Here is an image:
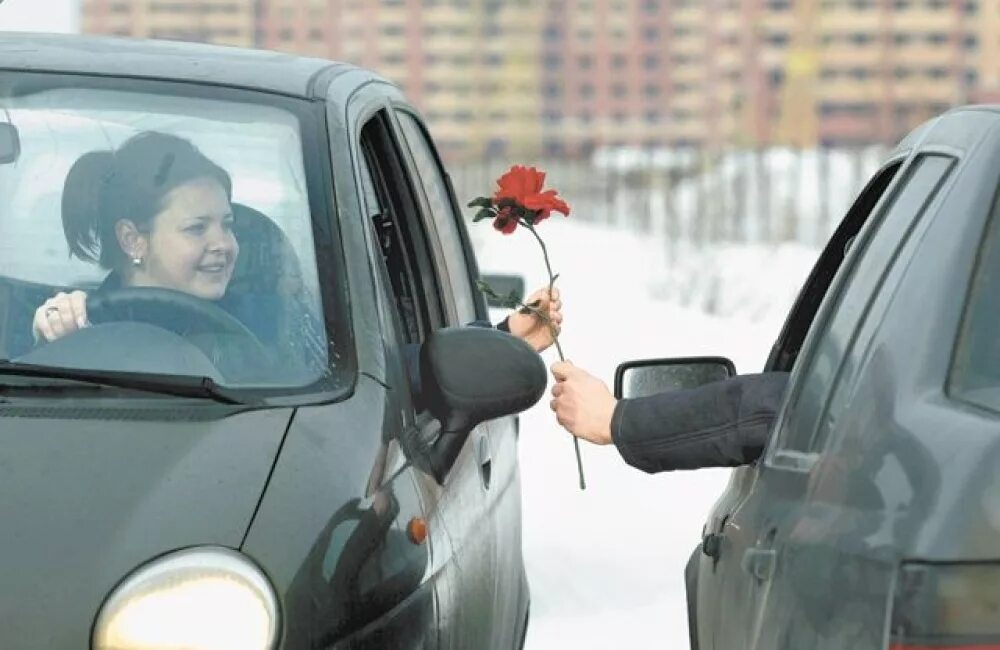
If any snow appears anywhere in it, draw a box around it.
[472,216,820,649]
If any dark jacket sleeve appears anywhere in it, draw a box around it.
[611,372,790,473]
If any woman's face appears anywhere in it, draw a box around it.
[131,178,238,300]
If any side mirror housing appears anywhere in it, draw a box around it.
[420,326,545,480]
[614,356,736,399]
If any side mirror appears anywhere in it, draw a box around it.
[480,273,525,308]
[614,356,736,399]
[420,326,545,481]
[0,123,21,165]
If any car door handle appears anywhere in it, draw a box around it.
[742,548,776,582]
[702,533,723,559]
[476,434,492,490]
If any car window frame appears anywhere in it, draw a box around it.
[0,71,356,404]
[764,157,907,373]
[358,110,447,340]
[800,154,957,453]
[765,152,957,468]
[354,108,457,425]
[947,172,1000,415]
[391,107,483,325]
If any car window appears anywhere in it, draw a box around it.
[771,155,955,456]
[359,140,424,345]
[358,112,445,415]
[0,76,344,392]
[949,184,1000,413]
[765,160,904,372]
[394,110,478,324]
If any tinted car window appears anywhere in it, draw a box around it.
[0,77,341,390]
[950,184,1000,413]
[394,111,477,323]
[773,155,955,454]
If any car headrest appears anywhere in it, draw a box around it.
[228,202,304,298]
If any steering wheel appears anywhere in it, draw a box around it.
[86,287,272,379]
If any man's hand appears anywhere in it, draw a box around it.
[507,286,562,353]
[550,361,617,445]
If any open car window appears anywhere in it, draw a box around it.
[0,75,345,394]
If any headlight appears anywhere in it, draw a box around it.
[92,546,279,650]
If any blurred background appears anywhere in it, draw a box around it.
[3,0,996,647]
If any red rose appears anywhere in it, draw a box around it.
[493,165,571,226]
[523,190,571,223]
[492,206,518,234]
[493,165,546,204]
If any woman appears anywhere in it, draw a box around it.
[33,130,238,342]
[34,131,563,356]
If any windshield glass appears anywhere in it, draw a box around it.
[0,74,347,395]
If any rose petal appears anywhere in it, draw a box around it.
[523,190,571,217]
[492,214,518,234]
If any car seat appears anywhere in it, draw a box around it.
[226,203,327,380]
[225,203,306,341]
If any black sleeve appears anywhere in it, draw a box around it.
[610,372,790,473]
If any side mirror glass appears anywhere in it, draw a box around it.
[0,123,21,165]
[420,326,545,481]
[614,356,736,399]
[479,273,525,308]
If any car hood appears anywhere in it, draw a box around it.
[0,405,293,647]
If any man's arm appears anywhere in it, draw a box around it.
[611,372,789,473]
[550,363,789,473]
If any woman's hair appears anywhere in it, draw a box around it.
[62,131,233,269]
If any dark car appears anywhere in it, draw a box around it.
[617,108,1000,648]
[0,33,545,649]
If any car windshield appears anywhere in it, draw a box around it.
[0,74,348,395]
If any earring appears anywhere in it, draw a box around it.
[132,256,143,267]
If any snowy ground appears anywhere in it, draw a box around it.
[472,216,818,649]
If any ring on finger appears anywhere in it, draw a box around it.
[45,306,60,319]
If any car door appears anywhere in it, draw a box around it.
[391,107,527,650]
[347,93,501,650]
[711,130,971,649]
[691,154,906,650]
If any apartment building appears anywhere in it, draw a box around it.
[80,0,1000,158]
[82,0,256,47]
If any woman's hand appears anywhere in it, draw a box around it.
[33,291,89,343]
[507,286,563,353]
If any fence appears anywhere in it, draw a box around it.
[449,146,890,319]
[449,146,889,250]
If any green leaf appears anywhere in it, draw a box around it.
[467,196,494,209]
[473,208,494,223]
[518,298,541,315]
[504,289,523,308]
[476,279,500,298]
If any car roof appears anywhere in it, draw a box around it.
[890,105,1000,158]
[0,31,381,99]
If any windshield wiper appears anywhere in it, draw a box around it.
[0,361,252,405]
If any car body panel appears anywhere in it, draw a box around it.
[696,108,1000,648]
[0,404,292,648]
[241,377,435,649]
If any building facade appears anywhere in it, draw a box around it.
[81,0,1000,159]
